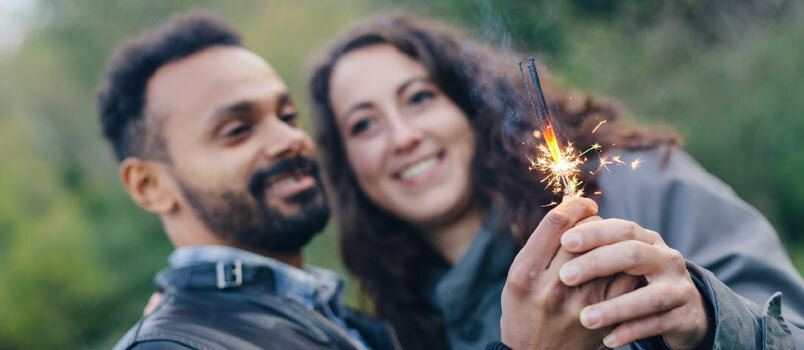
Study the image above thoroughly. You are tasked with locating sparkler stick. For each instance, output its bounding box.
[519,58,581,197]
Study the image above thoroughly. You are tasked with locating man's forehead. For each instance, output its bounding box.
[145,46,287,119]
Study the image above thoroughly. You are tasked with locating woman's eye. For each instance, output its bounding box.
[280,113,298,126]
[409,90,435,105]
[350,118,374,136]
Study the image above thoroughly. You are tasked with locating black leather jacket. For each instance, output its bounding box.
[114,263,400,350]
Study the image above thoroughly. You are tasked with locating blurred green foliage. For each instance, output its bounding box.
[0,0,801,348]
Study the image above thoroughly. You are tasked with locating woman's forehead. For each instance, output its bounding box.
[329,44,428,112]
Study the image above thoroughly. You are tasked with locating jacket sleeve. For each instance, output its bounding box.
[687,262,803,349]
[596,147,804,348]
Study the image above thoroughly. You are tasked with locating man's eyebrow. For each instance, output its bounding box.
[277,92,291,110]
[209,100,257,124]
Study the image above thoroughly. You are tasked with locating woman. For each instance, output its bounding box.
[308,14,804,349]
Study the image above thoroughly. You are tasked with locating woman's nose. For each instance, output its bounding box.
[390,118,423,154]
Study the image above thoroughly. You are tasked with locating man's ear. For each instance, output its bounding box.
[120,158,178,215]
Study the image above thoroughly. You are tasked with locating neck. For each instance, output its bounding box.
[162,214,305,269]
[231,245,304,269]
[421,201,485,264]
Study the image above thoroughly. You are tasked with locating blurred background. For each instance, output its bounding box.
[1,0,802,348]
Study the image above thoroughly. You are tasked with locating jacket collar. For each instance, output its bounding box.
[423,216,518,324]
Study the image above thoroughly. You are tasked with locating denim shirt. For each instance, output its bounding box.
[169,245,370,350]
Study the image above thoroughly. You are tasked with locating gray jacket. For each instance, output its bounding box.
[424,148,804,349]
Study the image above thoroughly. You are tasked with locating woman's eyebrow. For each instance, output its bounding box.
[342,101,373,121]
[395,76,429,97]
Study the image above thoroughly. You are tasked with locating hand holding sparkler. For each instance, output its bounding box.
[501,197,642,350]
[558,219,711,349]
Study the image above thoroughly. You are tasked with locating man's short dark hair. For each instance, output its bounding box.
[96,13,242,162]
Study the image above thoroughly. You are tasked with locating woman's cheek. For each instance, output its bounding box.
[346,140,385,184]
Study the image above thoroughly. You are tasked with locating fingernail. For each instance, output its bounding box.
[581,307,601,328]
[603,333,618,348]
[559,265,580,284]
[561,232,582,250]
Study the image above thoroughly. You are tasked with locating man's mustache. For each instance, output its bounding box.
[248,156,320,199]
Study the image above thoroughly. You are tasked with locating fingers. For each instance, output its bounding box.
[601,313,670,348]
[579,281,689,330]
[599,305,702,349]
[520,196,599,271]
[559,240,671,286]
[604,272,645,300]
[560,218,662,253]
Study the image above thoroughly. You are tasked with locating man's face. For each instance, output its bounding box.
[145,46,329,253]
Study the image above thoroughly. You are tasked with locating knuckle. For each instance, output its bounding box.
[647,230,662,243]
[647,284,668,309]
[545,211,569,227]
[506,267,536,293]
[678,281,698,301]
[587,253,603,274]
[626,241,644,264]
[665,248,686,271]
[625,221,640,240]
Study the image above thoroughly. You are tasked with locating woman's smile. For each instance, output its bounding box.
[393,150,445,187]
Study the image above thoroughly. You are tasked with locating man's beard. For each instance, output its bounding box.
[176,157,330,253]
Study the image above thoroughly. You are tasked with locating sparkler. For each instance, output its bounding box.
[518,57,641,198]
[519,58,584,197]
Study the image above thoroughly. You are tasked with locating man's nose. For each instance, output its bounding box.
[389,116,422,154]
[259,117,307,159]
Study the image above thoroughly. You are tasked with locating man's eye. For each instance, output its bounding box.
[223,123,251,138]
[350,118,374,136]
[409,90,435,105]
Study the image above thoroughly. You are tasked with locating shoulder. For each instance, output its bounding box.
[595,147,736,201]
[594,147,743,220]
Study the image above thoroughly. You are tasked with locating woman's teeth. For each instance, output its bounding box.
[399,156,438,180]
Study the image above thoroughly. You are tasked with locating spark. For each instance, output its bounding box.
[597,155,612,173]
[591,120,607,134]
[630,158,643,170]
[518,58,640,198]
[541,201,558,208]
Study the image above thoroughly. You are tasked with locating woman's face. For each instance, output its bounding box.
[329,44,476,226]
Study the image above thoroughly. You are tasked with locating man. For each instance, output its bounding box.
[99,14,398,350]
[99,12,639,350]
